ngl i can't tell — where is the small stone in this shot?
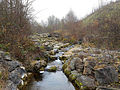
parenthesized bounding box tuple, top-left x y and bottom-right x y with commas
(4, 55, 12, 61)
(48, 66, 57, 72)
(40, 60, 47, 67)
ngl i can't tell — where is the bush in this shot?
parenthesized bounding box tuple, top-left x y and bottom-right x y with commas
(0, 0, 42, 62)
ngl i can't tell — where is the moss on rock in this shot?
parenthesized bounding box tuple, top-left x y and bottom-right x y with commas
(64, 68, 71, 76)
(75, 80, 83, 88)
(69, 74, 77, 81)
(40, 67, 45, 71)
(62, 63, 68, 70)
(48, 66, 57, 72)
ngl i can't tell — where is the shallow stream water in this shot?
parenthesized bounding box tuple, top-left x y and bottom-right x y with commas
(25, 50, 76, 90)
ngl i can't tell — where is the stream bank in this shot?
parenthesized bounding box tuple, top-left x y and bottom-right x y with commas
(0, 51, 33, 90)
(62, 45, 120, 90)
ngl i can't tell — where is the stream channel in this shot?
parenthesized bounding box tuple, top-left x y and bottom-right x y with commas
(24, 46, 76, 90)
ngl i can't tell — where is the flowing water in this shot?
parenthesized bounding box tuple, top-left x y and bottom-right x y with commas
(25, 49, 76, 90)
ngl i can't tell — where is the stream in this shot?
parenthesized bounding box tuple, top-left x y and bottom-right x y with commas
(24, 46, 76, 90)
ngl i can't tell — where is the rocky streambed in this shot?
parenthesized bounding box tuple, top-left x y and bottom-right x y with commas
(24, 53, 76, 90)
(1, 33, 120, 90)
(62, 45, 120, 90)
(0, 33, 74, 90)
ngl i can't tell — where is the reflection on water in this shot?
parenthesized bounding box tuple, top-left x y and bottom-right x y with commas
(25, 71, 75, 90)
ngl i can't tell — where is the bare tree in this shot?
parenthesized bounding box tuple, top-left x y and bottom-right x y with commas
(65, 10, 78, 23)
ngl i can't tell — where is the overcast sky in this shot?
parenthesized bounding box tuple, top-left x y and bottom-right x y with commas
(32, 0, 116, 22)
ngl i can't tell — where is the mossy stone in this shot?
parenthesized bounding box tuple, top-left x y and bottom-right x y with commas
(40, 67, 45, 71)
(64, 68, 71, 76)
(75, 80, 82, 88)
(62, 63, 68, 70)
(69, 74, 77, 81)
(48, 66, 57, 72)
(75, 80, 88, 90)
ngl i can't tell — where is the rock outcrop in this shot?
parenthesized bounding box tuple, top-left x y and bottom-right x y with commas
(0, 51, 28, 90)
(62, 45, 120, 89)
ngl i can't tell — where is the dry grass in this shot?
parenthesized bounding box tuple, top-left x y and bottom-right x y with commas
(0, 65, 9, 90)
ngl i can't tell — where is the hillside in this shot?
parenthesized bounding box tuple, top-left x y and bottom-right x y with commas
(83, 1, 120, 25)
(81, 1, 120, 49)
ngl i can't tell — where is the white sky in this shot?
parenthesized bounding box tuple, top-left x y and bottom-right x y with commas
(32, 0, 116, 22)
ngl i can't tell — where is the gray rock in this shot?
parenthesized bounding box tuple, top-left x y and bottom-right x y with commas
(95, 66, 118, 85)
(34, 60, 46, 71)
(74, 58, 84, 72)
(53, 48, 58, 54)
(70, 58, 77, 70)
(16, 67, 26, 76)
(9, 67, 26, 85)
(6, 80, 18, 90)
(4, 55, 12, 61)
(96, 86, 120, 90)
(69, 70, 80, 81)
(34, 62, 42, 71)
(9, 71, 21, 85)
(45, 46, 53, 51)
(83, 60, 96, 75)
(0, 60, 21, 72)
(71, 70, 80, 77)
(76, 75, 95, 88)
(6, 61, 21, 72)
